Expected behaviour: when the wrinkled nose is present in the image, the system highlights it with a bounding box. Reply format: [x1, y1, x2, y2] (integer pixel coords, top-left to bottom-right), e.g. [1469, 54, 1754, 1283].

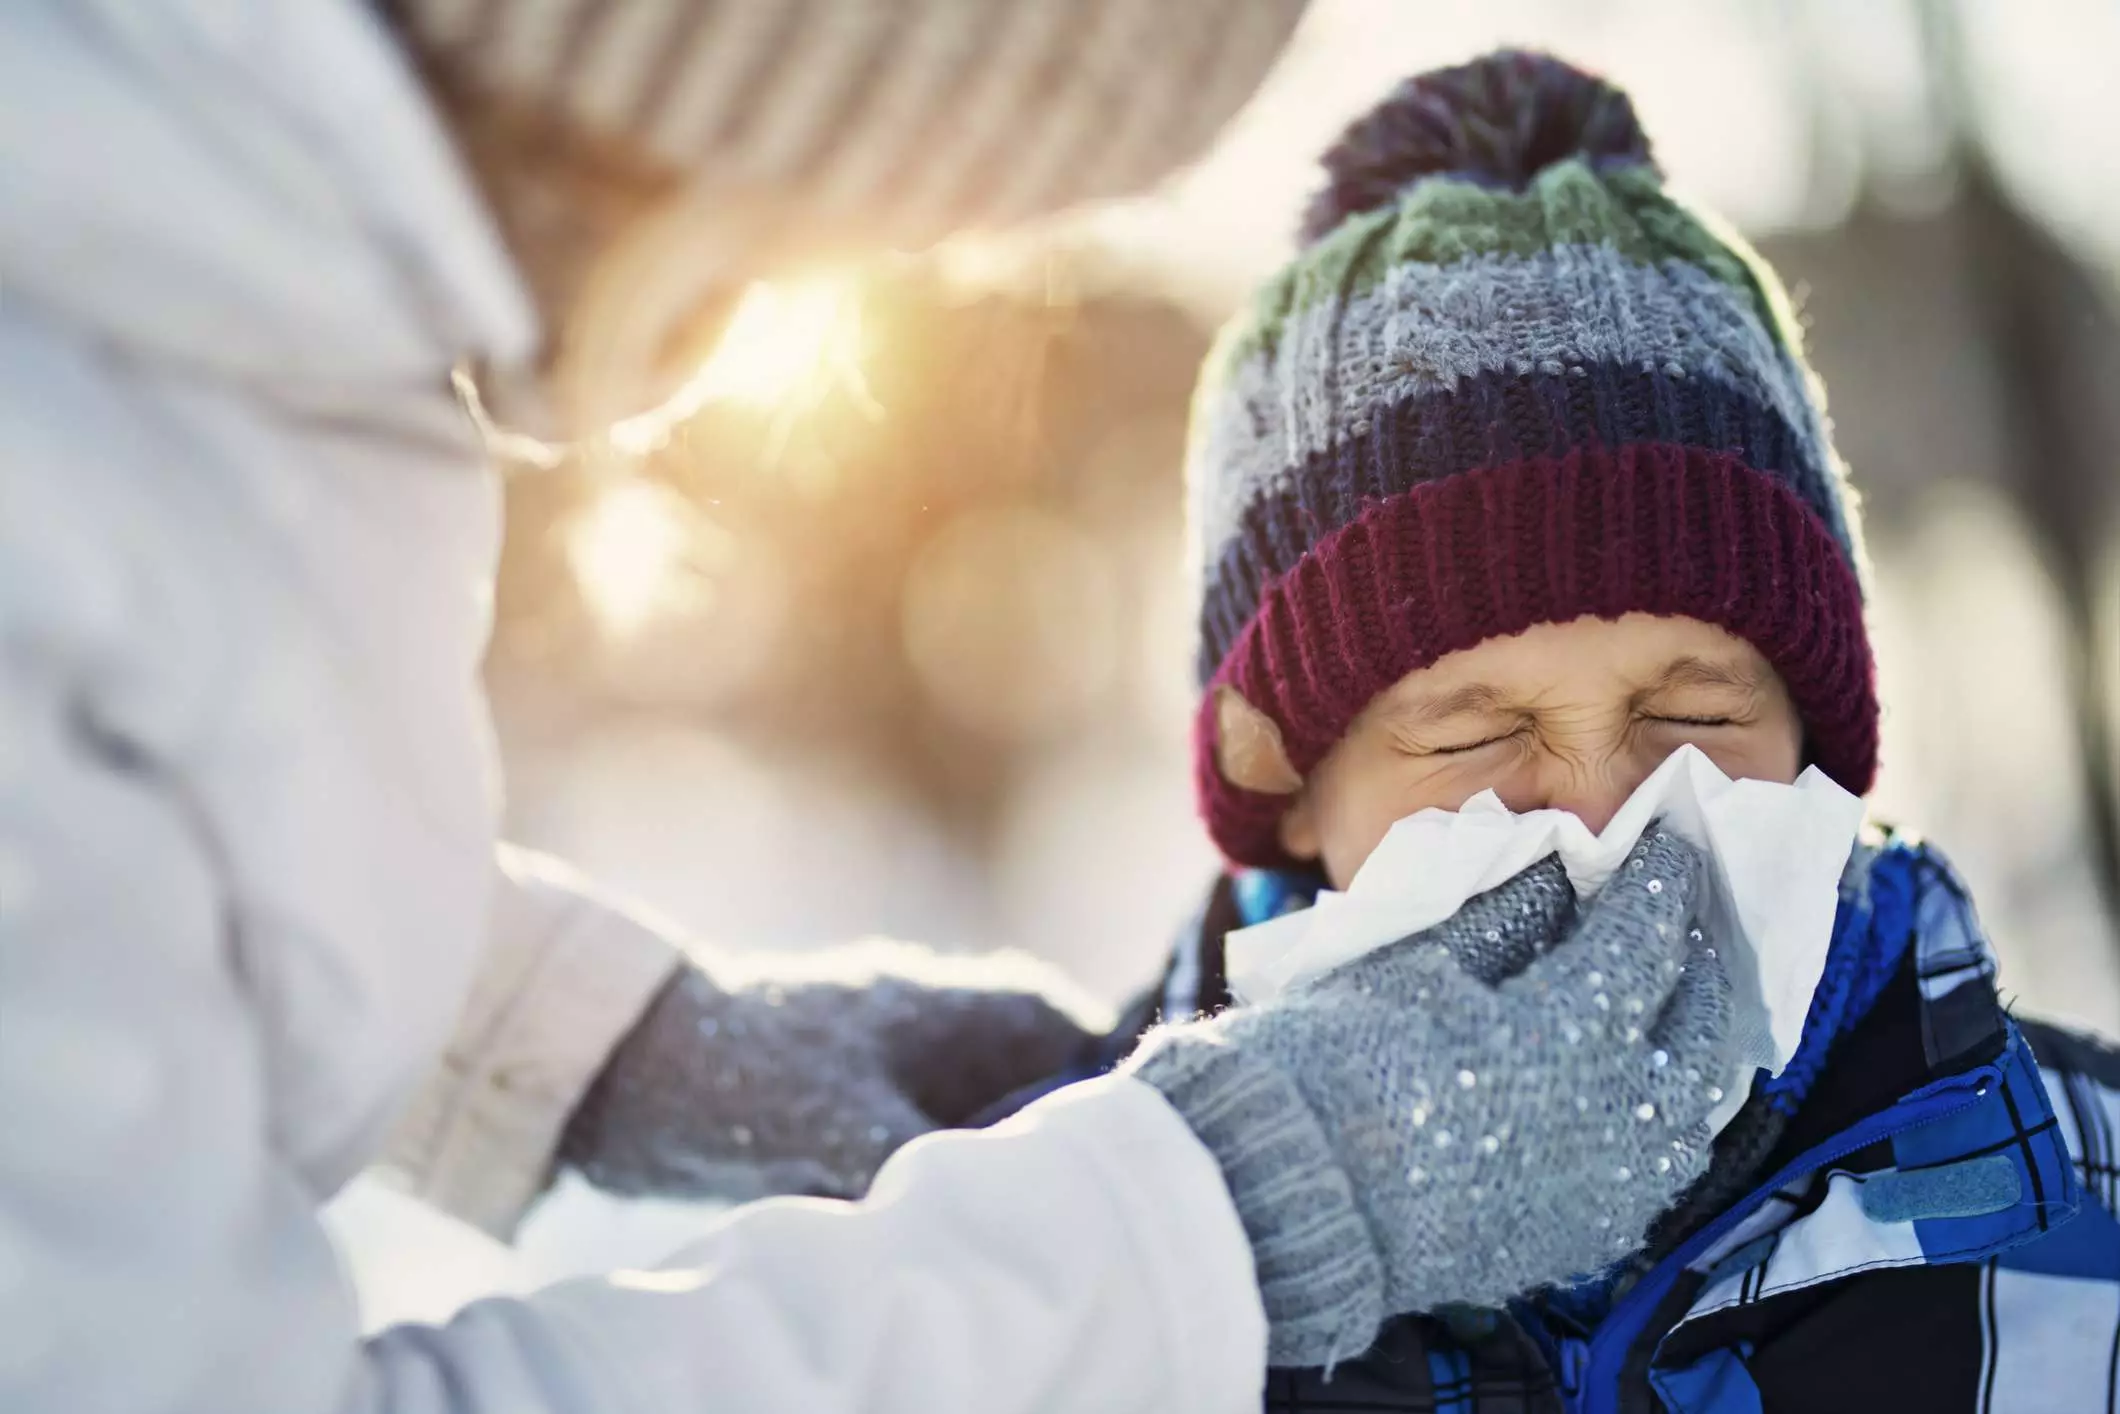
[1526, 758, 1652, 836]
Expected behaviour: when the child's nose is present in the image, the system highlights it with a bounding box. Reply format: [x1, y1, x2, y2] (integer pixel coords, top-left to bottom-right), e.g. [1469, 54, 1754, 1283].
[1527, 756, 1651, 836]
[1545, 788, 1626, 835]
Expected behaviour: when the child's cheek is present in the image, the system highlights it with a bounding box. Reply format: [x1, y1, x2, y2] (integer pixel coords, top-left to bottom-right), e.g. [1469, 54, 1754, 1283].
[1686, 730, 1803, 787]
[1381, 753, 1510, 819]
[1329, 758, 1513, 883]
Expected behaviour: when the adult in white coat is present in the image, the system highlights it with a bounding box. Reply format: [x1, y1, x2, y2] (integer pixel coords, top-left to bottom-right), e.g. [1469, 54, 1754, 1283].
[0, 4, 1564, 1411]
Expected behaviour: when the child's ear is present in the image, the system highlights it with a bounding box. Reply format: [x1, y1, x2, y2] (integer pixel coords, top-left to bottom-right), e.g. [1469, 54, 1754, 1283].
[1213, 685, 1302, 795]
[1211, 686, 1322, 862]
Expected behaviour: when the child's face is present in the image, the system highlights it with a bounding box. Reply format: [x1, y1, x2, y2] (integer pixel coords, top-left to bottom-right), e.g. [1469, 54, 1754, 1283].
[1278, 614, 1803, 888]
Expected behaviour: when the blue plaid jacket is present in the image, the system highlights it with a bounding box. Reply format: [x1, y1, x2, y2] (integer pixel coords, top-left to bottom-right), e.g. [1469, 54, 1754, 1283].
[994, 834, 2120, 1412]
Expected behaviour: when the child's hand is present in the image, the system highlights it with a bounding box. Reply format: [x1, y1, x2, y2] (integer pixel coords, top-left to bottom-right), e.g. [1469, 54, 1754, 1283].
[1127, 831, 1734, 1368]
[560, 942, 1103, 1200]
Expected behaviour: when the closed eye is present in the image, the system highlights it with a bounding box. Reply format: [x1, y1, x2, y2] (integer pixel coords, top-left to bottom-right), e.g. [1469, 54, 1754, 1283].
[1425, 729, 1523, 756]
[1643, 714, 1737, 728]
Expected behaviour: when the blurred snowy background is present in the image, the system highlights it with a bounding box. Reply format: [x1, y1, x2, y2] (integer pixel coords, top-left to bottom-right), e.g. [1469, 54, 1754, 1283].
[336, 0, 2120, 1328]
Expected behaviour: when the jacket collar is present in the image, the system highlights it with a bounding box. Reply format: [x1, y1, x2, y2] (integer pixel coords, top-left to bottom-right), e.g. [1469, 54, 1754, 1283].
[1652, 840, 2077, 1347]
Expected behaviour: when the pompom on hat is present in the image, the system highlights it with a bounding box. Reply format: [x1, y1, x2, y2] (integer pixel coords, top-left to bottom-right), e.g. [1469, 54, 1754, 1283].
[1188, 50, 1877, 868]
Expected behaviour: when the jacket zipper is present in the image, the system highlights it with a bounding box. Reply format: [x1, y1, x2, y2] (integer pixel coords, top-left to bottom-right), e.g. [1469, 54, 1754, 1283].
[1573, 1063, 1999, 1414]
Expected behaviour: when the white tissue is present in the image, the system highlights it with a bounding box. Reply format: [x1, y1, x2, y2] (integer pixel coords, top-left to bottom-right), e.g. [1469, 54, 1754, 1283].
[1224, 745, 1865, 1134]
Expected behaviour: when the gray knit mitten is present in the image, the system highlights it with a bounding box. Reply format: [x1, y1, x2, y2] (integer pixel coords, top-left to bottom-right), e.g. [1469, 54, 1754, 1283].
[1127, 831, 1734, 1368]
[561, 941, 1101, 1200]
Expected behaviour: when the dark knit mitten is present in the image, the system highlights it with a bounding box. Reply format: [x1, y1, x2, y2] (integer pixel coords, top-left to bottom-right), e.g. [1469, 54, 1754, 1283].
[561, 941, 1103, 1200]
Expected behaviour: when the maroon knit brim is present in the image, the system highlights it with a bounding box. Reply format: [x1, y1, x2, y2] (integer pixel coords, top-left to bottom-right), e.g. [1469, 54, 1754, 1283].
[1195, 444, 1878, 870]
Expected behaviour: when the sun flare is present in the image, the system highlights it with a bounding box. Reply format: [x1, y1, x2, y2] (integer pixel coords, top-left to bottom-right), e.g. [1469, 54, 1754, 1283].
[611, 278, 871, 455]
[565, 482, 706, 636]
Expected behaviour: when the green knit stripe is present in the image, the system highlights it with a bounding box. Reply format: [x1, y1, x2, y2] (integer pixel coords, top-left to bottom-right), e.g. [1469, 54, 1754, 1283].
[1222, 161, 1774, 373]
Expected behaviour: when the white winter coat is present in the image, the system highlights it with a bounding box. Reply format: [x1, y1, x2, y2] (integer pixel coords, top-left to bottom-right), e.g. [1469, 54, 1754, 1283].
[0, 4, 1267, 1411]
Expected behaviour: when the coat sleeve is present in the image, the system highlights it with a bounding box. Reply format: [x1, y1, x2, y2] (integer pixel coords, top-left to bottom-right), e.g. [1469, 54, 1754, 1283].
[403, 1077, 1271, 1414]
[379, 847, 684, 1239]
[0, 662, 1265, 1412]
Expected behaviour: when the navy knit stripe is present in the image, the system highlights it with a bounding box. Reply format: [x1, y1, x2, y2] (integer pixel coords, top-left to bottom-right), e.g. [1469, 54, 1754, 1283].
[1196, 360, 1840, 682]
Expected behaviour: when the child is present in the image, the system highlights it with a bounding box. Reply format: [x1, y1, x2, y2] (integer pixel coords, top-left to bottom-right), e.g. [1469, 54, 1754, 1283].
[1093, 52, 2120, 1409]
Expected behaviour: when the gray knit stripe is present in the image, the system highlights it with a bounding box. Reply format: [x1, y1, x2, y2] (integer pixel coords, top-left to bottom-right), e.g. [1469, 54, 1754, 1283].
[1186, 245, 1836, 574]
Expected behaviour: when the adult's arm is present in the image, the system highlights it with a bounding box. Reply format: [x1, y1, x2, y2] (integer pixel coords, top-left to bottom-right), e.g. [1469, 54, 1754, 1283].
[380, 847, 684, 1239]
[0, 667, 1264, 1411]
[384, 849, 1111, 1234]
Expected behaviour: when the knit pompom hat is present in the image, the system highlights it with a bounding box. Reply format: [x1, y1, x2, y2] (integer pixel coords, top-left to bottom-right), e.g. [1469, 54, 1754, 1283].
[1189, 50, 1877, 869]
